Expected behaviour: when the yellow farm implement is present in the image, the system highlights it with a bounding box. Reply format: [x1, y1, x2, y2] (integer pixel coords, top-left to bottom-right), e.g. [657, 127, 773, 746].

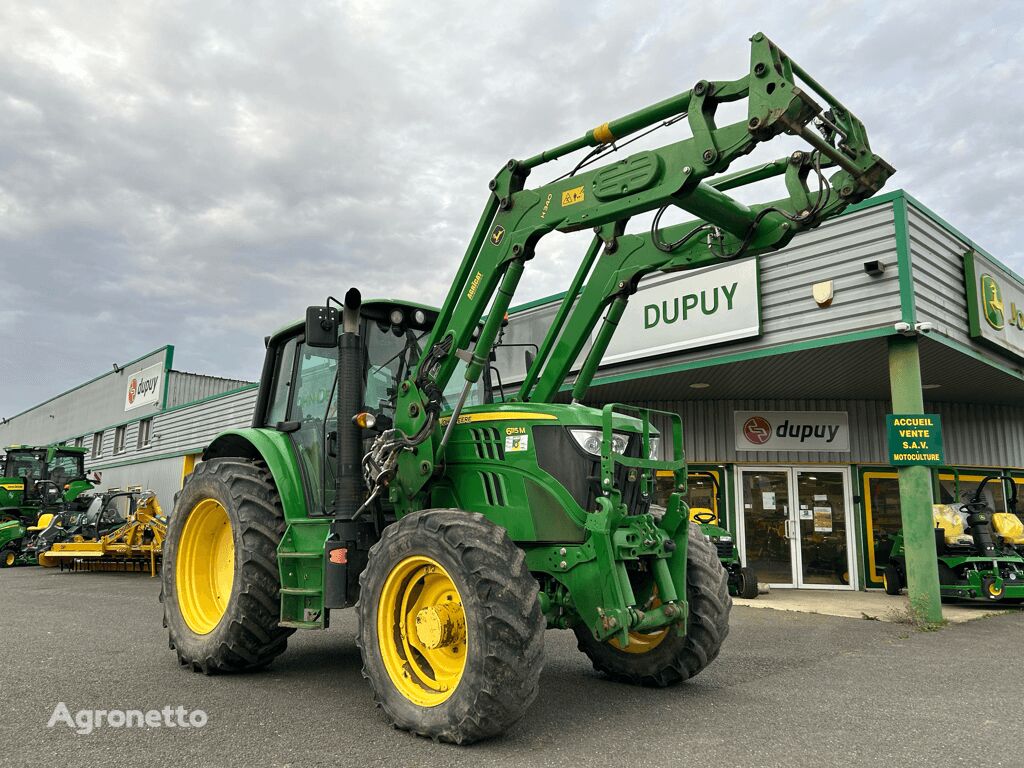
[41, 493, 167, 576]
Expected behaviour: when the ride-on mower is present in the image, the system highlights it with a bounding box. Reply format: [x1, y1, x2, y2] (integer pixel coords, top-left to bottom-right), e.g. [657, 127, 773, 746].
[161, 33, 892, 743]
[687, 471, 758, 599]
[884, 474, 1024, 602]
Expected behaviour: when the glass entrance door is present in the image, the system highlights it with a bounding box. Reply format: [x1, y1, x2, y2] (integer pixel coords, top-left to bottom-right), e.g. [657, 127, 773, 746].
[794, 470, 852, 587]
[738, 467, 855, 589]
[739, 470, 794, 586]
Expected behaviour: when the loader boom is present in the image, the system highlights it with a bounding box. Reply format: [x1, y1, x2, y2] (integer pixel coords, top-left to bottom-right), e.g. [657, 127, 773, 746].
[387, 32, 893, 508]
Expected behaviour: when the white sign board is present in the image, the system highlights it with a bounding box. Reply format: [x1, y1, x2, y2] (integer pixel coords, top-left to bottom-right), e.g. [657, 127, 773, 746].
[734, 410, 850, 452]
[603, 259, 760, 364]
[124, 363, 163, 412]
[965, 250, 1024, 362]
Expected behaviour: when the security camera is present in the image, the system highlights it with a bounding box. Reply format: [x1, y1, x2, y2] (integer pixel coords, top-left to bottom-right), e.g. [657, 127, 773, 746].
[894, 321, 913, 335]
[914, 322, 933, 334]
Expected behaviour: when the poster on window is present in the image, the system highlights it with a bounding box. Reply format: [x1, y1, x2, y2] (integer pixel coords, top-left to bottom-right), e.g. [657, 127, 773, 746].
[813, 506, 833, 533]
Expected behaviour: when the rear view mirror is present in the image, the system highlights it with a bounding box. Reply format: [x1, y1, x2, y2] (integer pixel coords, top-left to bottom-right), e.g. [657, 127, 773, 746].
[305, 305, 340, 348]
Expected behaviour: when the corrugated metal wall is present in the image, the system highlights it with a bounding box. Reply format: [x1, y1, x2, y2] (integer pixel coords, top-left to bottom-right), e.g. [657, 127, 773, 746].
[0, 348, 168, 447]
[85, 386, 258, 474]
[165, 372, 254, 409]
[501, 201, 902, 384]
[92, 456, 186, 511]
[639, 398, 1024, 468]
[907, 203, 973, 342]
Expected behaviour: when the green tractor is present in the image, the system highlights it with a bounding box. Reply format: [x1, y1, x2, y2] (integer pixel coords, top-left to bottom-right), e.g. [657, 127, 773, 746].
[0, 444, 93, 567]
[160, 33, 892, 743]
[884, 473, 1024, 602]
[686, 472, 758, 599]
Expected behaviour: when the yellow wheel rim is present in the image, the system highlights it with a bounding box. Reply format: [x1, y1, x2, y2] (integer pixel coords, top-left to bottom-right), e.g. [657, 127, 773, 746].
[4, 551, 15, 566]
[176, 498, 235, 635]
[883, 572, 890, 591]
[377, 555, 467, 707]
[609, 594, 669, 654]
[988, 582, 1003, 597]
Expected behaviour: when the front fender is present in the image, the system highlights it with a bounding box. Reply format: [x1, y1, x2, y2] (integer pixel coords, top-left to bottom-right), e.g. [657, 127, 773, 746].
[203, 428, 308, 523]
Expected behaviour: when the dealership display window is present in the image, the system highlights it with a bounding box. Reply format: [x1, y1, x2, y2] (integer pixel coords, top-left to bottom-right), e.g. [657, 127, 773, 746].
[860, 468, 1024, 587]
[654, 465, 732, 530]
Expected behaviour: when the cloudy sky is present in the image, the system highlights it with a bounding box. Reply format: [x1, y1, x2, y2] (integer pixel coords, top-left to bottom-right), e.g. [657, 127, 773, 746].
[1, 1, 1022, 415]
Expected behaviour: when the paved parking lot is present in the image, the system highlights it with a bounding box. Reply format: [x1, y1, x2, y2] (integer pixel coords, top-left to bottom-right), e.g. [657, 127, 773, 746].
[1, 567, 1021, 768]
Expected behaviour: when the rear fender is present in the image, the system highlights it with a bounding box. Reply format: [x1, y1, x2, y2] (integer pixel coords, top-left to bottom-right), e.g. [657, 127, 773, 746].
[203, 429, 308, 523]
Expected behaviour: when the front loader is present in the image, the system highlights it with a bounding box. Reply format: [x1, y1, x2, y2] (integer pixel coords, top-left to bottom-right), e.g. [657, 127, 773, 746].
[161, 33, 893, 743]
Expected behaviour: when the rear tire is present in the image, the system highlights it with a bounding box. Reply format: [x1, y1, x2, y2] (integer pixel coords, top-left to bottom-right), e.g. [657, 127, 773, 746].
[356, 509, 545, 744]
[1, 544, 18, 568]
[161, 458, 293, 674]
[883, 563, 902, 595]
[737, 565, 759, 599]
[574, 523, 731, 686]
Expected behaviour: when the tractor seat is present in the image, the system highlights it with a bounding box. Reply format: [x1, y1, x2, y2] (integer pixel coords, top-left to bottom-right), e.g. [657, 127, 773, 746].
[933, 504, 973, 547]
[27, 513, 56, 532]
[992, 512, 1024, 545]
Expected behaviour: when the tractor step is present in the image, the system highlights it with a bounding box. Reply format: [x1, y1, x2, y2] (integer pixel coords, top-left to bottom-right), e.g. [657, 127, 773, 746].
[278, 620, 323, 630]
[278, 551, 321, 560]
[280, 587, 321, 596]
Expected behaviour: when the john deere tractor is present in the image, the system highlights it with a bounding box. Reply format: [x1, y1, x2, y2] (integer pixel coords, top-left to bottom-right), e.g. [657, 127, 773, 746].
[0, 444, 92, 567]
[161, 33, 892, 743]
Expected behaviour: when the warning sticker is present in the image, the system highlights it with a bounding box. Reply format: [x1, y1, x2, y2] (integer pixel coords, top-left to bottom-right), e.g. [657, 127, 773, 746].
[561, 186, 585, 206]
[505, 434, 529, 452]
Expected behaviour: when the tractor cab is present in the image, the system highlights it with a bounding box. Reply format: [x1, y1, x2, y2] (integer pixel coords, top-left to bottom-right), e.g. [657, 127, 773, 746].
[1, 444, 89, 512]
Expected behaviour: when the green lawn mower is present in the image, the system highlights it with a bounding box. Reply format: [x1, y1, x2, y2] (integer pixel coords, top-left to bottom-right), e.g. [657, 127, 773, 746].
[687, 472, 758, 599]
[885, 474, 1024, 603]
[0, 517, 26, 567]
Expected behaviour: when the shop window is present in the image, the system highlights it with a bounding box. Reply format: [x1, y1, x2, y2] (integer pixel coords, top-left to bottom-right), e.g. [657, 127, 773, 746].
[92, 431, 104, 458]
[137, 418, 152, 449]
[654, 468, 723, 524]
[937, 473, 1006, 513]
[113, 425, 126, 455]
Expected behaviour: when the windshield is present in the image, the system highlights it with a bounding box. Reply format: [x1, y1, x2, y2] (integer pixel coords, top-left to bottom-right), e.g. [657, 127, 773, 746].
[50, 451, 86, 485]
[4, 450, 45, 481]
[363, 318, 485, 420]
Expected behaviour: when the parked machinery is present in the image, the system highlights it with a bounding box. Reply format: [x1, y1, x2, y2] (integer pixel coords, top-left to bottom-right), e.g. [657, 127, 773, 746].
[687, 472, 758, 599]
[885, 474, 1024, 602]
[39, 491, 167, 576]
[161, 33, 892, 743]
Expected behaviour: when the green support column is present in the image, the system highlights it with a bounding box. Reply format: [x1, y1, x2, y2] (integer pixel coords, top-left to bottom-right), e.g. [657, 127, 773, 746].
[887, 335, 943, 623]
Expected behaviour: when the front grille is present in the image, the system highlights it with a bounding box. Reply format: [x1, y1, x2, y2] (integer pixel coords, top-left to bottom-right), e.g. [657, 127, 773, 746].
[714, 540, 734, 559]
[533, 426, 651, 516]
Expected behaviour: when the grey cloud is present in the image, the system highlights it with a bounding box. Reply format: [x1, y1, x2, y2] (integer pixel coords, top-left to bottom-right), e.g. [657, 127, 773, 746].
[1, 0, 1021, 414]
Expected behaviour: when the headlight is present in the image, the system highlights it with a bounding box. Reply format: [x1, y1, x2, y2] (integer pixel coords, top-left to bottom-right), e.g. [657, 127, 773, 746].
[717, 535, 732, 543]
[568, 428, 629, 456]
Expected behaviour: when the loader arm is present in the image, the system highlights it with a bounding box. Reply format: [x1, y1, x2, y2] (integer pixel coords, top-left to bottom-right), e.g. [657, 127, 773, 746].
[388, 32, 893, 508]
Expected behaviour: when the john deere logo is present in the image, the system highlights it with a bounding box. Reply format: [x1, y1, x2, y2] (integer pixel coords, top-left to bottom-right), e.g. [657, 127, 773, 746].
[981, 274, 1004, 330]
[742, 416, 772, 445]
[490, 225, 505, 246]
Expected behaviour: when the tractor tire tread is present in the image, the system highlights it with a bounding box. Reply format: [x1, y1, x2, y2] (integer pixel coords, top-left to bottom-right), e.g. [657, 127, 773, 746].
[356, 509, 544, 744]
[162, 458, 293, 675]
[575, 522, 730, 687]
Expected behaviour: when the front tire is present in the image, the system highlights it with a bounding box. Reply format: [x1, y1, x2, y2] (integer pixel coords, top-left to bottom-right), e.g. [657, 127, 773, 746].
[737, 565, 759, 599]
[356, 509, 545, 744]
[883, 563, 902, 595]
[574, 523, 731, 686]
[161, 458, 293, 674]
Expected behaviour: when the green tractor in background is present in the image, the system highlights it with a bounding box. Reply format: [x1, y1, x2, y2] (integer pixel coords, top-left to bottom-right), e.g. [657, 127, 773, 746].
[686, 471, 759, 599]
[0, 444, 93, 567]
[884, 473, 1024, 602]
[160, 34, 892, 743]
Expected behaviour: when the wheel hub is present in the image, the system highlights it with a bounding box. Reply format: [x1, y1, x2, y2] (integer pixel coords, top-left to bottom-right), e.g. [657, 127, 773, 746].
[415, 602, 466, 650]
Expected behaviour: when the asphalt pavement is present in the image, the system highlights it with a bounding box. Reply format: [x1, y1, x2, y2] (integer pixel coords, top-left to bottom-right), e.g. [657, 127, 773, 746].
[1, 567, 1021, 768]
